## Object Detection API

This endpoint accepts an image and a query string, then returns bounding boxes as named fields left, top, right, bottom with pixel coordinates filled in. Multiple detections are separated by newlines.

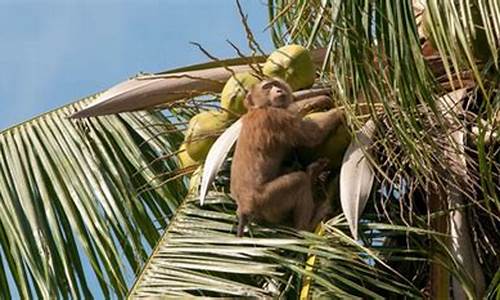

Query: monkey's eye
left=261, top=81, right=276, bottom=90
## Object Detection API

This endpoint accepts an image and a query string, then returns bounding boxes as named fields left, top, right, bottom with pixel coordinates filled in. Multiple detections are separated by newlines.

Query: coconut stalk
left=70, top=64, right=253, bottom=119
left=69, top=46, right=445, bottom=120
left=436, top=89, right=486, bottom=299
left=428, top=184, right=450, bottom=300
left=70, top=49, right=328, bottom=119
left=448, top=130, right=486, bottom=299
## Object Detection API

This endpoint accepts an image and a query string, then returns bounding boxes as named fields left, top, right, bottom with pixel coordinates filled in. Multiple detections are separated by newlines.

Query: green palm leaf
left=268, top=0, right=500, bottom=296
left=129, top=180, right=425, bottom=298
left=0, top=94, right=186, bottom=298
left=2, top=1, right=499, bottom=298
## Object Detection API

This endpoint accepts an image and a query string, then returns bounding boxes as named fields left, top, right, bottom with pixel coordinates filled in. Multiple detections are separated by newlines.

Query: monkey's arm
left=288, top=95, right=333, bottom=116
left=295, top=108, right=345, bottom=147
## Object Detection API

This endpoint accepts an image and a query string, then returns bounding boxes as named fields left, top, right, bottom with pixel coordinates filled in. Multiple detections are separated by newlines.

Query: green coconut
left=263, top=44, right=315, bottom=91
left=300, top=112, right=351, bottom=170
left=184, top=111, right=231, bottom=161
left=220, top=72, right=261, bottom=116
left=177, top=143, right=198, bottom=168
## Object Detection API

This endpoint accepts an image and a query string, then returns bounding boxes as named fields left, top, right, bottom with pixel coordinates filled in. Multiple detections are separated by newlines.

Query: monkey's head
left=244, top=78, right=293, bottom=110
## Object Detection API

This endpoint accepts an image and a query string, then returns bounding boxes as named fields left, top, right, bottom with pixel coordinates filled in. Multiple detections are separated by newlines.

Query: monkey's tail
left=237, top=213, right=248, bottom=237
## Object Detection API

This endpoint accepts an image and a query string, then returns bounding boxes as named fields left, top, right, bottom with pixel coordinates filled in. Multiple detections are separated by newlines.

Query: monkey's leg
left=310, top=199, right=333, bottom=229
left=257, top=171, right=316, bottom=231
left=306, top=158, right=332, bottom=229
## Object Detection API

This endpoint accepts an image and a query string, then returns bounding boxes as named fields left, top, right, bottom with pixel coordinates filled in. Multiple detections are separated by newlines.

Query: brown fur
left=230, top=79, right=344, bottom=236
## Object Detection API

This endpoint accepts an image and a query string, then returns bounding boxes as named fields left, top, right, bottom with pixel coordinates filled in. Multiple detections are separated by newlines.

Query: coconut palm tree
left=0, top=0, right=498, bottom=299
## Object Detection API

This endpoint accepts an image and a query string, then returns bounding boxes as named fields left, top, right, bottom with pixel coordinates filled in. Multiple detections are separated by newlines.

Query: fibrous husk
left=184, top=111, right=232, bottom=162
left=263, top=44, right=316, bottom=91
left=177, top=143, right=198, bottom=168
left=300, top=112, right=351, bottom=170
left=220, top=72, right=261, bottom=116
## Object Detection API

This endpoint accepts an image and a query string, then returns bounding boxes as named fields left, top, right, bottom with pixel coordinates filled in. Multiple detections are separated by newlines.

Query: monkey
left=230, top=78, right=344, bottom=236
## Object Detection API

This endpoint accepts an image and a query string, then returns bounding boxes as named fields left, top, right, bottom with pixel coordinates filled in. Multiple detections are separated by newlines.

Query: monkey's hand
left=312, top=108, right=345, bottom=131
left=307, top=158, right=330, bottom=179
left=288, top=95, right=333, bottom=116
left=297, top=108, right=345, bottom=148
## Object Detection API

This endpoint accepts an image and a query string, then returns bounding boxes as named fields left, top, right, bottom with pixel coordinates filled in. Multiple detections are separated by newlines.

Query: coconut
left=220, top=72, right=261, bottom=115
left=300, top=112, right=351, bottom=170
left=263, top=44, right=315, bottom=91
left=184, top=111, right=231, bottom=161
left=177, top=143, right=197, bottom=168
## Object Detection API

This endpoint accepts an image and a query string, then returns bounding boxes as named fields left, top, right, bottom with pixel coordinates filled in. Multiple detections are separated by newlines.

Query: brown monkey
left=230, top=78, right=344, bottom=236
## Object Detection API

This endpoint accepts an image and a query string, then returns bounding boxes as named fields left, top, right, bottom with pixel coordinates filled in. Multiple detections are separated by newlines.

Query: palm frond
left=199, top=119, right=242, bottom=206
left=340, top=119, right=376, bottom=239
left=486, top=267, right=500, bottom=298
left=129, top=190, right=423, bottom=299
left=0, top=94, right=186, bottom=298
left=269, top=0, right=500, bottom=295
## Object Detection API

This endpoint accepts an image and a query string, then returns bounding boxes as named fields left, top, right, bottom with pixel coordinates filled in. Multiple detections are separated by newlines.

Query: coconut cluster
left=178, top=44, right=319, bottom=166
left=177, top=44, right=350, bottom=172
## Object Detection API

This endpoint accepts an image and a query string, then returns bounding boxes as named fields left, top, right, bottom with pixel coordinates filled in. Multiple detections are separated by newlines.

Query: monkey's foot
left=311, top=199, right=333, bottom=229
left=307, top=158, right=330, bottom=179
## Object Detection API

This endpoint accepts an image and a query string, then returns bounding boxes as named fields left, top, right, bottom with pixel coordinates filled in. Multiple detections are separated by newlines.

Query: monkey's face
left=245, top=79, right=293, bottom=109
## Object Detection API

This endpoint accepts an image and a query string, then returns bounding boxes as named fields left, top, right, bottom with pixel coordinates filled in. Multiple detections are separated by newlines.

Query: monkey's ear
left=244, top=92, right=254, bottom=109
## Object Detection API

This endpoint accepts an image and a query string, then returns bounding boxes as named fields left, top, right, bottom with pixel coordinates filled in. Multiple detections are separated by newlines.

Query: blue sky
left=0, top=0, right=273, bottom=131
